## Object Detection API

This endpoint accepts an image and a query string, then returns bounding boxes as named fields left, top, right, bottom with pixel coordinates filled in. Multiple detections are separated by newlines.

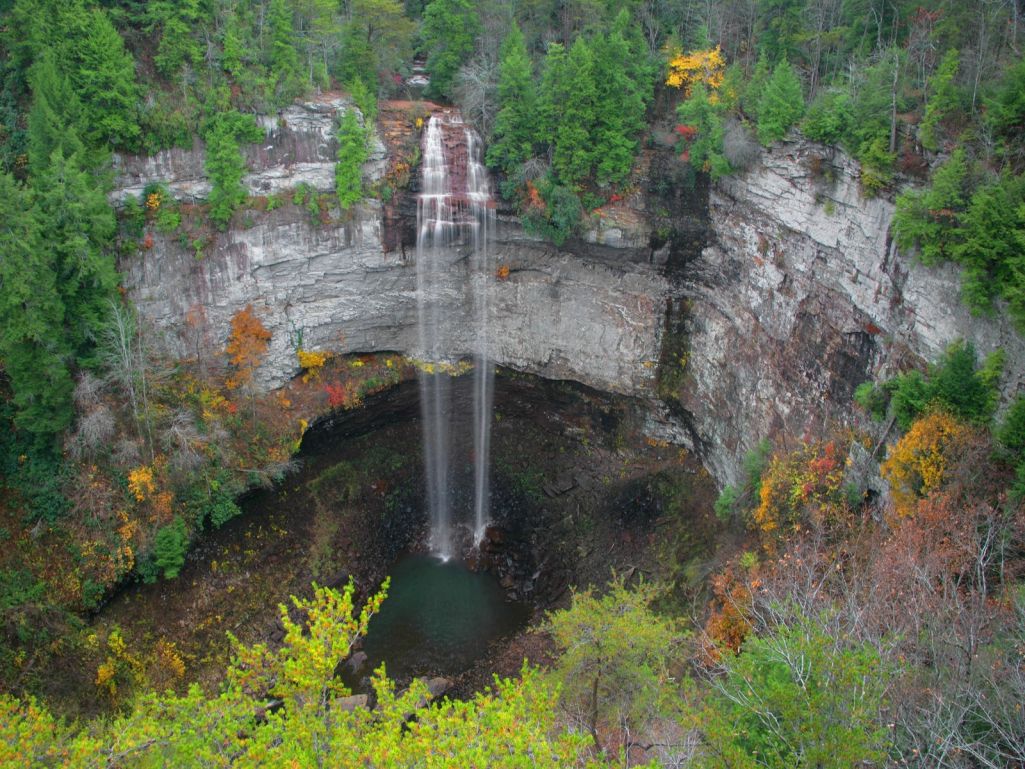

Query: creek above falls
left=93, top=372, right=718, bottom=698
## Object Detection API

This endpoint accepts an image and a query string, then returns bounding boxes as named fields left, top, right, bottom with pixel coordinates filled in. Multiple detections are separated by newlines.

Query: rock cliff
left=666, top=140, right=1025, bottom=485
left=116, top=99, right=666, bottom=397
left=116, top=107, right=1025, bottom=486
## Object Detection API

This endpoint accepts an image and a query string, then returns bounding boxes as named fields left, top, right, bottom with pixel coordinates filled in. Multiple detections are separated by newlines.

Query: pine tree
left=676, top=81, right=731, bottom=178
left=486, top=23, right=535, bottom=176
left=420, top=0, right=480, bottom=100
left=536, top=43, right=569, bottom=148
left=920, top=49, right=960, bottom=152
left=892, top=148, right=968, bottom=264
left=551, top=37, right=597, bottom=187
left=335, top=107, right=367, bottom=209
left=148, top=0, right=203, bottom=78
left=268, top=0, right=303, bottom=102
left=756, top=58, right=803, bottom=146
left=204, top=112, right=264, bottom=228
left=590, top=12, right=648, bottom=186
left=0, top=173, right=74, bottom=436
left=26, top=51, right=87, bottom=179
left=67, top=8, right=141, bottom=149
left=33, top=149, right=119, bottom=360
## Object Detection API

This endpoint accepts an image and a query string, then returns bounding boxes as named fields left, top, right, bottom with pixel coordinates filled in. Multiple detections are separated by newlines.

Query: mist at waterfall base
left=415, top=113, right=496, bottom=559
left=341, top=554, right=529, bottom=689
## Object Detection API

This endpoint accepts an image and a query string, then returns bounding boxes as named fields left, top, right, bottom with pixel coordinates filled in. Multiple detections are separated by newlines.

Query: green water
left=349, top=554, right=529, bottom=684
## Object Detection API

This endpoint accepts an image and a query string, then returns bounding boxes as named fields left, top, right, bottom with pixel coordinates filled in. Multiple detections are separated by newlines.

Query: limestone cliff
left=665, top=140, right=1025, bottom=485
left=116, top=99, right=666, bottom=397
left=116, top=107, right=1024, bottom=487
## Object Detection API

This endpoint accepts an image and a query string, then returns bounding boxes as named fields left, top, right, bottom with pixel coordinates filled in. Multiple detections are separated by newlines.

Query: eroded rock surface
left=670, top=140, right=1025, bottom=485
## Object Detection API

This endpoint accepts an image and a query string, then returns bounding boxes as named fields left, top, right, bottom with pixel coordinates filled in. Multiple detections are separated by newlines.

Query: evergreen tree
left=756, top=58, right=804, bottom=145
left=25, top=51, right=87, bottom=179
left=0, top=174, right=74, bottom=436
left=420, top=0, right=480, bottom=100
left=486, top=23, right=535, bottom=176
left=892, top=148, right=968, bottom=264
left=267, top=0, right=303, bottom=102
left=335, top=107, right=367, bottom=209
left=67, top=8, right=141, bottom=149
left=33, top=149, right=119, bottom=360
left=742, top=51, right=771, bottom=119
left=590, top=12, right=648, bottom=186
left=204, top=111, right=264, bottom=228
left=920, top=49, right=960, bottom=152
left=676, top=81, right=731, bottom=178
left=551, top=37, right=597, bottom=187
left=147, top=0, right=203, bottom=78
left=536, top=42, right=569, bottom=148
left=801, top=86, right=853, bottom=146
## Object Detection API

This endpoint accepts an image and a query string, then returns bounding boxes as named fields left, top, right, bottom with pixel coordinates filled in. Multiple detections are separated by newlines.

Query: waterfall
left=415, top=113, right=495, bottom=559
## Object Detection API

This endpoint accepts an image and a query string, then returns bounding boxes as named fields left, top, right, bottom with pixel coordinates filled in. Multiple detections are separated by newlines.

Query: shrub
left=152, top=517, right=188, bottom=580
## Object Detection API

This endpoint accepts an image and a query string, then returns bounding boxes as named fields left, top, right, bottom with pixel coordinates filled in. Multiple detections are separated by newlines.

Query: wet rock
left=542, top=473, right=576, bottom=497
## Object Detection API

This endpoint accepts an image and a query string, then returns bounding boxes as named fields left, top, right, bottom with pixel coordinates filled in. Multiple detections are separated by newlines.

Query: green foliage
left=153, top=517, right=188, bottom=580
left=998, top=396, right=1025, bottom=500
left=892, top=148, right=968, bottom=264
left=420, top=0, right=480, bottom=100
left=853, top=381, right=888, bottom=420
left=336, top=0, right=414, bottom=89
left=522, top=176, right=583, bottom=246
left=267, top=0, right=303, bottom=101
left=714, top=484, right=738, bottom=522
left=801, top=87, right=852, bottom=146
left=986, top=53, right=1025, bottom=144
left=699, top=612, right=888, bottom=769
left=756, top=59, right=804, bottom=145
left=0, top=173, right=74, bottom=436
left=204, top=111, right=263, bottom=228
left=148, top=0, right=203, bottom=78
left=886, top=340, right=1003, bottom=429
left=920, top=49, right=960, bottom=152
left=335, top=108, right=368, bottom=210
left=676, top=82, right=731, bottom=179
left=546, top=577, right=682, bottom=753
left=552, top=38, right=598, bottom=187
left=951, top=173, right=1025, bottom=323
left=486, top=24, right=536, bottom=177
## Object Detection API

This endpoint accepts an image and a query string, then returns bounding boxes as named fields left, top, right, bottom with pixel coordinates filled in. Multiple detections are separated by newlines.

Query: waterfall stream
left=415, top=112, right=495, bottom=558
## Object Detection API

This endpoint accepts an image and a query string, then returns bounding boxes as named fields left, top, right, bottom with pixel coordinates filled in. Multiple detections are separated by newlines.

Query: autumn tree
left=225, top=305, right=271, bottom=422
left=880, top=411, right=980, bottom=517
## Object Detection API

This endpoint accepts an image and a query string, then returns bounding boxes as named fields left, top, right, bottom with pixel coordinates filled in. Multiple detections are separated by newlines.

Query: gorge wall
left=116, top=98, right=665, bottom=398
left=115, top=101, right=1025, bottom=487
left=669, top=140, right=1025, bottom=486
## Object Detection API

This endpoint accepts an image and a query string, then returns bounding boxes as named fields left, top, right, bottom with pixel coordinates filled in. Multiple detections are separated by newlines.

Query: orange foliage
left=225, top=305, right=271, bottom=390
left=703, top=565, right=754, bottom=661
left=496, top=264, right=510, bottom=280
left=753, top=440, right=848, bottom=550
left=880, top=411, right=978, bottom=517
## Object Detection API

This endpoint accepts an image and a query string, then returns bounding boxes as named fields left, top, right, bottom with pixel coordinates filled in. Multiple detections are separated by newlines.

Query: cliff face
left=116, top=99, right=666, bottom=397
left=670, top=140, right=1025, bottom=485
left=117, top=108, right=1024, bottom=486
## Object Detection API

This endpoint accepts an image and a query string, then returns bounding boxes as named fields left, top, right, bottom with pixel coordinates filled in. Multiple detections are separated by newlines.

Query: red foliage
left=680, top=149, right=691, bottom=163
left=324, top=382, right=347, bottom=408
left=142, top=232, right=154, bottom=249
left=674, top=124, right=698, bottom=140
left=864, top=321, right=883, bottom=335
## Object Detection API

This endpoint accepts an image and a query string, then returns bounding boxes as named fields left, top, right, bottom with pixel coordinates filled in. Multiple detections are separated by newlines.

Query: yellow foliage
left=881, top=411, right=975, bottom=517
left=297, top=348, right=330, bottom=382
left=127, top=466, right=155, bottom=502
left=666, top=46, right=726, bottom=96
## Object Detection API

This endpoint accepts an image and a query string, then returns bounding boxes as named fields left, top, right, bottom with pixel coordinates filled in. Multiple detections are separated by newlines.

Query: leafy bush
left=854, top=381, right=888, bottom=420
left=714, top=484, right=738, bottom=521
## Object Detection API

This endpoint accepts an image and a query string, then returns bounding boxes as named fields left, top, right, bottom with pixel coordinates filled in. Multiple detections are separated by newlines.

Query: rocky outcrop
left=111, top=95, right=388, bottom=204
left=669, top=139, right=1025, bottom=485
left=122, top=204, right=665, bottom=395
